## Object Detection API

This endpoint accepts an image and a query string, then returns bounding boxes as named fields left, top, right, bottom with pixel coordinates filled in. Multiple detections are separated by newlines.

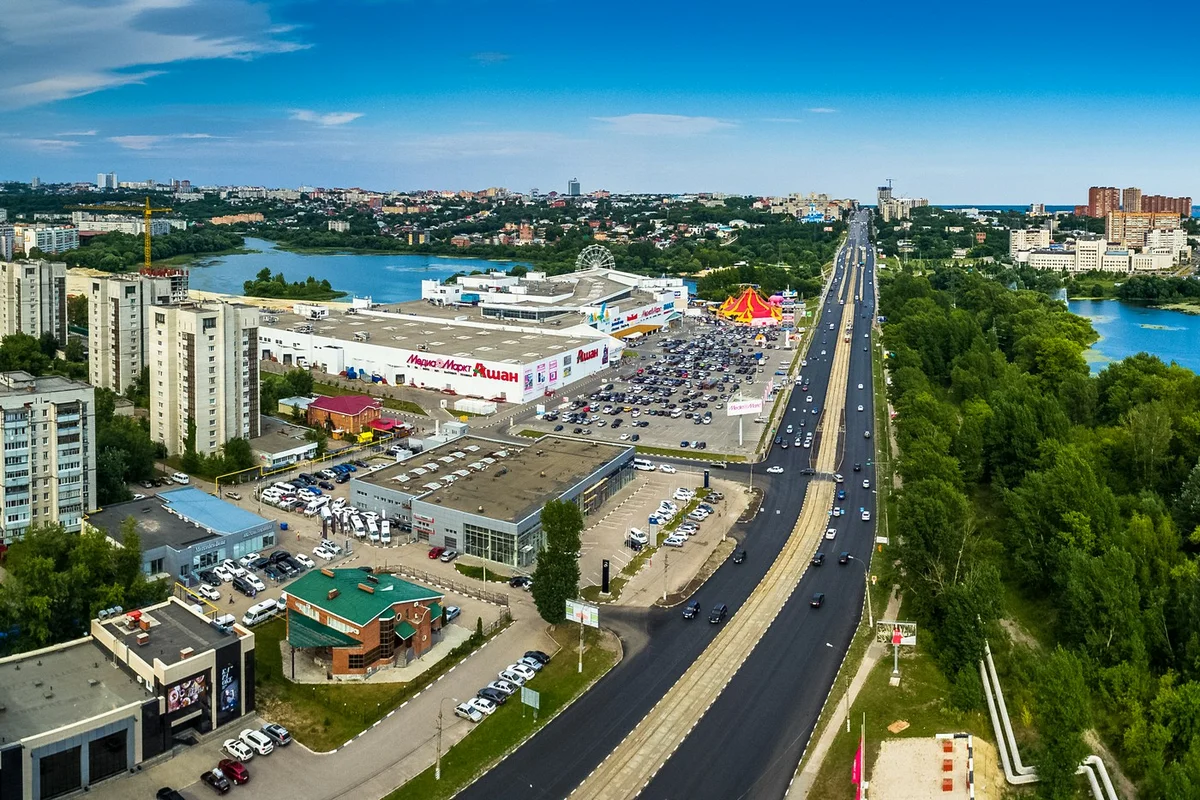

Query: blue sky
left=4, top=0, right=1200, bottom=202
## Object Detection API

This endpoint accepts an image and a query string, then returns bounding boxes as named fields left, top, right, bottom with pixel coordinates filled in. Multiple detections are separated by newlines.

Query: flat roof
left=0, top=371, right=90, bottom=397
left=90, top=489, right=272, bottom=553
left=99, top=600, right=239, bottom=666
left=359, top=434, right=632, bottom=521
left=260, top=309, right=607, bottom=364
left=251, top=416, right=319, bottom=456
left=0, top=639, right=153, bottom=742
left=287, top=568, right=442, bottom=627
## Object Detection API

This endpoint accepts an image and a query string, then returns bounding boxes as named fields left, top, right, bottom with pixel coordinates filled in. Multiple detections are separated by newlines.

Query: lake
left=186, top=238, right=530, bottom=304
left=1067, top=299, right=1200, bottom=375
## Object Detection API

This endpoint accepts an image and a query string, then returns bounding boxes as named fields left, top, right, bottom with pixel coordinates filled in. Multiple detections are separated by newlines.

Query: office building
left=0, top=259, right=67, bottom=344
left=150, top=303, right=260, bottom=456
left=1105, top=211, right=1180, bottom=248
left=1141, top=194, right=1192, bottom=217
left=96, top=172, right=118, bottom=190
left=1145, top=228, right=1190, bottom=261
left=1087, top=186, right=1121, bottom=218
left=1123, top=187, right=1142, bottom=213
left=88, top=272, right=181, bottom=393
left=0, top=225, right=13, bottom=262
left=1008, top=228, right=1051, bottom=258
left=567, top=178, right=581, bottom=197
left=13, top=223, right=78, bottom=255
left=0, top=371, right=97, bottom=543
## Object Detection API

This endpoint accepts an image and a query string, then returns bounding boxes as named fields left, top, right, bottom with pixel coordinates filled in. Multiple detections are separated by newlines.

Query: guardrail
left=381, top=564, right=511, bottom=608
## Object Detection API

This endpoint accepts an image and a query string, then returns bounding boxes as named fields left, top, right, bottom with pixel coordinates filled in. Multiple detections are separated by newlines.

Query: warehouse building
left=350, top=433, right=634, bottom=568
left=0, top=598, right=254, bottom=800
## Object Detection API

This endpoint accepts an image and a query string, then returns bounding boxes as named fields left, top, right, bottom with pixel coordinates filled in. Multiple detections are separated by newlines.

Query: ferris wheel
left=575, top=244, right=616, bottom=271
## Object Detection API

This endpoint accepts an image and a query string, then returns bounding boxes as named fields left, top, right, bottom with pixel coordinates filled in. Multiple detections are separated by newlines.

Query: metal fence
left=382, top=564, right=511, bottom=608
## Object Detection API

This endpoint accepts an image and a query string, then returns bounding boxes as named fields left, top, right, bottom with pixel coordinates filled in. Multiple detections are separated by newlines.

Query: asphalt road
left=458, top=212, right=880, bottom=800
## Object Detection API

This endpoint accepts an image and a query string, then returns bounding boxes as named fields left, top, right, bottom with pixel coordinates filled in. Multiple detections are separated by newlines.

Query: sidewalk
left=786, top=587, right=902, bottom=799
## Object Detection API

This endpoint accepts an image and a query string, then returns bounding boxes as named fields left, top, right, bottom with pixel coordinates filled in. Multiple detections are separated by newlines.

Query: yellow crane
left=69, top=196, right=172, bottom=269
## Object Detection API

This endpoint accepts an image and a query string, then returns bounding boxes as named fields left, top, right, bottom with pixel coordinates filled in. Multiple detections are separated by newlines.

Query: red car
left=428, top=546, right=446, bottom=559
left=217, top=760, right=249, bottom=785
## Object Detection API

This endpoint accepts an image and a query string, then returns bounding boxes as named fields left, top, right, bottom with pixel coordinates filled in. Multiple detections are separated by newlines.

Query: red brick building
left=306, top=394, right=382, bottom=435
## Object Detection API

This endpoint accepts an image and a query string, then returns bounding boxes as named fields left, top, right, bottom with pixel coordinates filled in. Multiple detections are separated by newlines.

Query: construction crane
left=68, top=196, right=172, bottom=269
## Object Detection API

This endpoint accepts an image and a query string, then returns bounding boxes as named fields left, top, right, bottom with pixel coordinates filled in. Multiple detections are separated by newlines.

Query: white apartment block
left=1008, top=228, right=1051, bottom=258
left=88, top=273, right=178, bottom=393
left=0, top=225, right=13, bottom=262
left=71, top=212, right=172, bottom=237
left=0, top=371, right=97, bottom=543
left=14, top=224, right=78, bottom=255
left=1145, top=228, right=1190, bottom=260
left=0, top=259, right=68, bottom=344
left=150, top=303, right=260, bottom=455
left=1022, top=237, right=1175, bottom=275
left=328, top=219, right=351, bottom=232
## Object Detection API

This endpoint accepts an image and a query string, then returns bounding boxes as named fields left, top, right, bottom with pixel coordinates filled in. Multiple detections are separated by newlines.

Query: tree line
left=58, top=228, right=246, bottom=271
left=243, top=267, right=346, bottom=300
left=880, top=264, right=1200, bottom=797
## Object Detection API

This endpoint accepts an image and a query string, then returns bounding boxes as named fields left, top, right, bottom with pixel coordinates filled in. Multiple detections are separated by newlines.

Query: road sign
left=566, top=599, right=599, bottom=628
left=521, top=686, right=540, bottom=710
left=726, top=399, right=763, bottom=417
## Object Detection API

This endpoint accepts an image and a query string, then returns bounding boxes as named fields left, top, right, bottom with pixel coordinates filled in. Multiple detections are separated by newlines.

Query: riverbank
left=155, top=246, right=261, bottom=266
left=1068, top=297, right=1200, bottom=374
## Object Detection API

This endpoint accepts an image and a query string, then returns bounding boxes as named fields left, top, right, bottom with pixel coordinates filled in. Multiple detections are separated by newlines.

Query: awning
left=428, top=602, right=443, bottom=621
left=287, top=610, right=359, bottom=649
left=397, top=620, right=416, bottom=640
left=370, top=418, right=396, bottom=431
left=612, top=323, right=661, bottom=339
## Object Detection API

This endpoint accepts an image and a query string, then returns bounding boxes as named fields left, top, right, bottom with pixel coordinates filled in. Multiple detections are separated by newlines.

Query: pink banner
left=852, top=741, right=863, bottom=799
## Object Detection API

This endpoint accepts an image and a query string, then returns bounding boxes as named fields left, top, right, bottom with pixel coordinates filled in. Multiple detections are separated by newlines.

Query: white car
left=171, top=472, right=190, bottom=485
left=858, top=383, right=864, bottom=390
left=331, top=497, right=346, bottom=510
left=487, top=679, right=517, bottom=696
left=239, top=728, right=274, bottom=755
left=313, top=545, right=335, bottom=560
left=659, top=464, right=677, bottom=474
left=319, top=539, right=343, bottom=555
left=246, top=574, right=266, bottom=592
left=863, top=479, right=871, bottom=489
left=834, top=474, right=844, bottom=483
left=862, top=510, right=871, bottom=521
left=825, top=527, right=837, bottom=540
left=294, top=553, right=316, bottom=569
left=766, top=466, right=784, bottom=474
left=455, top=702, right=483, bottom=723
left=662, top=535, right=686, bottom=547
left=857, top=405, right=864, bottom=412
left=213, top=565, right=234, bottom=583
left=197, top=584, right=221, bottom=601
left=628, top=528, right=649, bottom=545
left=468, top=697, right=498, bottom=716
left=238, top=553, right=260, bottom=569
left=222, top=739, right=254, bottom=761
left=518, top=656, right=544, bottom=672
left=132, top=493, right=146, bottom=501
left=508, top=663, right=536, bottom=681
left=498, top=669, right=527, bottom=686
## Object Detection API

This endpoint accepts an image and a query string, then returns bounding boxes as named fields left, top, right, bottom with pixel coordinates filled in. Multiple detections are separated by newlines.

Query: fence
left=382, top=564, right=511, bottom=608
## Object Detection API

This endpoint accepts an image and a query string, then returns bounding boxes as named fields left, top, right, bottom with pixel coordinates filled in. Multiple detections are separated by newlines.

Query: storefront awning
left=287, top=610, right=359, bottom=649
left=370, top=418, right=397, bottom=431
left=613, top=323, right=661, bottom=339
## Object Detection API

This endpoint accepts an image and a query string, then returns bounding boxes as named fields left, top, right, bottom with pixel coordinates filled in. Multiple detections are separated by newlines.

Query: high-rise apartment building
left=1009, top=228, right=1051, bottom=257
left=0, top=259, right=67, bottom=345
left=1141, top=194, right=1192, bottom=216
left=13, top=224, right=78, bottom=255
left=1122, top=187, right=1142, bottom=213
left=1087, top=186, right=1121, bottom=218
left=876, top=185, right=928, bottom=223
left=96, top=172, right=117, bottom=190
left=0, top=226, right=13, bottom=262
left=88, top=273, right=180, bottom=393
left=0, top=371, right=97, bottom=543
left=567, top=178, right=581, bottom=197
left=1105, top=211, right=1180, bottom=248
left=150, top=303, right=260, bottom=455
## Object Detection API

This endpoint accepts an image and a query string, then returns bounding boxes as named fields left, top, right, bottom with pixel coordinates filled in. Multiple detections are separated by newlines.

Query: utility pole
left=662, top=548, right=670, bottom=601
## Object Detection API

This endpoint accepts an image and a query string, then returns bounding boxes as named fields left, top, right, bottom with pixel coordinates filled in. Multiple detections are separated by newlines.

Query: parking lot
left=513, top=316, right=801, bottom=458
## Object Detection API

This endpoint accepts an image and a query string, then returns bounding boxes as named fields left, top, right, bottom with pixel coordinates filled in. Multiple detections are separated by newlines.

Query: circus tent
left=716, top=287, right=782, bottom=327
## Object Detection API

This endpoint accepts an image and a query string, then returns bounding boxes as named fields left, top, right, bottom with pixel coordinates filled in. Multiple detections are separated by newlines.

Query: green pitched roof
left=287, top=610, right=359, bottom=649
left=429, top=602, right=443, bottom=621
left=397, top=621, right=416, bottom=639
left=286, top=569, right=442, bottom=627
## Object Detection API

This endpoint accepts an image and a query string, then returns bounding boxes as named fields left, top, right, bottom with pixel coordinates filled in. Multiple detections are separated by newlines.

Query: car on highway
left=200, top=768, right=231, bottom=794
left=682, top=600, right=701, bottom=619
left=766, top=466, right=784, bottom=474
left=825, top=527, right=837, bottom=540
left=709, top=603, right=729, bottom=624
left=837, top=489, right=846, bottom=501
left=834, top=473, right=844, bottom=483
left=863, top=479, right=871, bottom=489
left=812, top=552, right=825, bottom=566
left=732, top=549, right=747, bottom=564
left=862, top=510, right=871, bottom=521
left=222, top=739, right=254, bottom=761
left=239, top=729, right=274, bottom=755
left=839, top=552, right=850, bottom=564
left=261, top=723, right=291, bottom=746
left=810, top=592, right=825, bottom=608
left=858, top=383, right=864, bottom=390
left=857, top=405, right=864, bottom=412
left=217, top=759, right=249, bottom=784
left=853, top=463, right=861, bottom=472
left=864, top=430, right=871, bottom=439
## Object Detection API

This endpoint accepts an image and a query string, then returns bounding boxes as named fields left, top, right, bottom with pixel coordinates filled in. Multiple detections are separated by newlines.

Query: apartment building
left=1141, top=194, right=1192, bottom=216
left=1123, top=187, right=1142, bottom=213
left=1105, top=211, right=1180, bottom=248
left=0, top=259, right=68, bottom=344
left=71, top=212, right=172, bottom=237
left=1145, top=228, right=1190, bottom=260
left=88, top=273, right=181, bottom=393
left=328, top=219, right=351, bottom=232
left=1087, top=187, right=1121, bottom=218
left=13, top=223, right=78, bottom=255
left=0, top=371, right=97, bottom=543
left=0, top=225, right=13, bottom=262
left=1008, top=228, right=1051, bottom=258
left=150, top=303, right=260, bottom=455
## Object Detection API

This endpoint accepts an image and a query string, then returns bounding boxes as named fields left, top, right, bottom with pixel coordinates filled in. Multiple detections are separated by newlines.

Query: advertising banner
left=726, top=399, right=764, bottom=417
left=167, top=674, right=208, bottom=713
left=565, top=599, right=599, bottom=628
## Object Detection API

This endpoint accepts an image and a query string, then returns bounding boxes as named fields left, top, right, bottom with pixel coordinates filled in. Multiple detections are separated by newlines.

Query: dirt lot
left=871, top=736, right=1002, bottom=800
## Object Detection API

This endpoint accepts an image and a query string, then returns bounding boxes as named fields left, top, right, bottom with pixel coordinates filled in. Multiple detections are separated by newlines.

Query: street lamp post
left=436, top=696, right=460, bottom=780
left=847, top=555, right=874, bottom=628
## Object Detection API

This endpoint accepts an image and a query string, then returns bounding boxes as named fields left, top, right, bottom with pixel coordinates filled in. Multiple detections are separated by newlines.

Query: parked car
left=199, top=768, right=231, bottom=794
left=509, top=576, right=532, bottom=589
left=439, top=549, right=459, bottom=563
left=222, top=739, right=254, bottom=761
left=260, top=723, right=291, bottom=746
left=428, top=546, right=446, bottom=560
left=488, top=679, right=518, bottom=696
left=294, top=553, right=315, bottom=569
left=238, top=729, right=274, bottom=756
left=524, top=650, right=551, bottom=665
left=498, top=668, right=527, bottom=686
left=508, top=663, right=536, bottom=681
left=477, top=686, right=508, bottom=705
left=197, top=584, right=221, bottom=602
left=157, top=789, right=186, bottom=800
left=468, top=696, right=498, bottom=716
left=217, top=759, right=249, bottom=784
left=171, top=472, right=190, bottom=485
left=455, top=702, right=483, bottom=723
left=313, top=545, right=335, bottom=560
left=518, top=656, right=544, bottom=672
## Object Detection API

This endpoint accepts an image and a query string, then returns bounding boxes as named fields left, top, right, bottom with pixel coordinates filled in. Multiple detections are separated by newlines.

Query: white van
left=241, top=599, right=279, bottom=627
left=351, top=516, right=366, bottom=537
left=367, top=517, right=379, bottom=542
left=319, top=505, right=333, bottom=521
left=303, top=497, right=330, bottom=516
left=633, top=458, right=655, bottom=472
left=274, top=482, right=296, bottom=493
left=380, top=520, right=391, bottom=544
left=669, top=408, right=683, bottom=419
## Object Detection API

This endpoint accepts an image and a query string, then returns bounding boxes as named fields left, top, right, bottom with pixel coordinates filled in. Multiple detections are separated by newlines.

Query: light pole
left=436, top=696, right=460, bottom=780
left=826, top=642, right=852, bottom=733
left=847, top=555, right=874, bottom=628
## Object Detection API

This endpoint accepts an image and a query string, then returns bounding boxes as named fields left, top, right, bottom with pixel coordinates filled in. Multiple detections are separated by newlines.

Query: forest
left=879, top=264, right=1200, bottom=797
left=58, top=228, right=246, bottom=271
left=243, top=267, right=346, bottom=300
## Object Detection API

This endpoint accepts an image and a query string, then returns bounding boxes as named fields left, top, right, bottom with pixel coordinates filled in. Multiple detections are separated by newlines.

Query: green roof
left=287, top=610, right=359, bottom=649
left=397, top=621, right=416, bottom=639
left=429, top=602, right=443, bottom=621
left=285, top=569, right=442, bottom=627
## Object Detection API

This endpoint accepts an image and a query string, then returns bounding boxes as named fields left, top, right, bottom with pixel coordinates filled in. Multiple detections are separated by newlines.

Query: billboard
left=166, top=673, right=208, bottom=713
left=726, top=399, right=764, bottom=417
left=565, top=599, right=599, bottom=628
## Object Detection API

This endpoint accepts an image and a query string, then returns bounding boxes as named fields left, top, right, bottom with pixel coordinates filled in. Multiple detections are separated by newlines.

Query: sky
left=3, top=0, right=1200, bottom=203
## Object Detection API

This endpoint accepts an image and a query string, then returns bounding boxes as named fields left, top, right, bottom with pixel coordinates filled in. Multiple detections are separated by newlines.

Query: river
left=1067, top=299, right=1200, bottom=375
left=186, top=237, right=530, bottom=304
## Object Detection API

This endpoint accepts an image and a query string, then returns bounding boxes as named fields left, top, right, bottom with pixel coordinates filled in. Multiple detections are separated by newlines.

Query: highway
left=456, top=212, right=879, bottom=800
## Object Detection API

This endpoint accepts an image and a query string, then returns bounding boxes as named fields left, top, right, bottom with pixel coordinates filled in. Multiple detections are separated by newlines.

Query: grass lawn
left=253, top=616, right=506, bottom=752
left=454, top=563, right=513, bottom=584
left=385, top=624, right=620, bottom=800
left=805, top=646, right=991, bottom=800
left=313, top=381, right=427, bottom=416
left=515, top=429, right=542, bottom=439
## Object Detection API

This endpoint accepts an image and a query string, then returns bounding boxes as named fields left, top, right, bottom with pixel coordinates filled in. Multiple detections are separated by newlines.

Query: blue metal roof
left=159, top=487, right=270, bottom=535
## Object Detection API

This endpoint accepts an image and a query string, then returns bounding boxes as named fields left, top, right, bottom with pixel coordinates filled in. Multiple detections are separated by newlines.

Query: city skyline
left=4, top=0, right=1200, bottom=202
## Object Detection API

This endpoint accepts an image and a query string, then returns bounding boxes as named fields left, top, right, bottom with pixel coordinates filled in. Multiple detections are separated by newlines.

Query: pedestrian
left=228, top=593, right=233, bottom=603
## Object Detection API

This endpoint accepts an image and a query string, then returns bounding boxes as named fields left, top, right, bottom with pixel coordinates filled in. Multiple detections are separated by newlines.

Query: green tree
left=1034, top=648, right=1092, bottom=799
left=38, top=331, right=58, bottom=358
left=530, top=500, right=583, bottom=625
left=96, top=447, right=133, bottom=506
left=67, top=294, right=88, bottom=327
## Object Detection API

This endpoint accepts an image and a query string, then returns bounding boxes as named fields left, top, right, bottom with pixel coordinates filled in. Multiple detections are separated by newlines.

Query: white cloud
left=807, top=107, right=838, bottom=114
left=593, top=113, right=735, bottom=136
left=289, top=110, right=365, bottom=127
left=55, top=130, right=99, bottom=137
left=19, top=138, right=82, bottom=153
left=0, top=0, right=306, bottom=108
left=109, top=133, right=222, bottom=150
